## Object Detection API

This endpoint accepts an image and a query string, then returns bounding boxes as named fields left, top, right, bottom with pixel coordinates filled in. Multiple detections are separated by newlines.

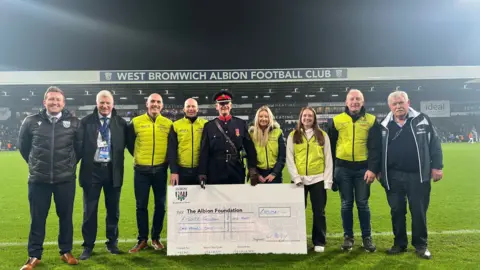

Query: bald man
left=126, top=93, right=173, bottom=253
left=327, top=89, right=382, bottom=252
left=167, top=98, right=208, bottom=185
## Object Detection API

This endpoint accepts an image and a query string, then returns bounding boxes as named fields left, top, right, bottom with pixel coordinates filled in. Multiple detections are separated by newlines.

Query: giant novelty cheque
left=167, top=184, right=307, bottom=256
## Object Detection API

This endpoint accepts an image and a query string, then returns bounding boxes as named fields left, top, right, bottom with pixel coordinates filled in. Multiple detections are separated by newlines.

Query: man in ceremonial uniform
left=198, top=90, right=259, bottom=186
left=167, top=98, right=208, bottom=185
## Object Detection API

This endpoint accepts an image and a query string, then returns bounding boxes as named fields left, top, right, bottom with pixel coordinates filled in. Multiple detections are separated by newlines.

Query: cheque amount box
left=167, top=184, right=307, bottom=256
left=258, top=207, right=291, bottom=218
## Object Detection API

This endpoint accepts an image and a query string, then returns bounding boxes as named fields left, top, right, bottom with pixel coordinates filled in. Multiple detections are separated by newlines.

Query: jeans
left=134, top=166, right=168, bottom=241
left=335, top=167, right=372, bottom=238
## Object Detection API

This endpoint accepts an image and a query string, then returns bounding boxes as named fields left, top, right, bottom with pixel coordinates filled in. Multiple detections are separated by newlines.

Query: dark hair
left=43, top=86, right=65, bottom=100
left=293, top=107, right=325, bottom=146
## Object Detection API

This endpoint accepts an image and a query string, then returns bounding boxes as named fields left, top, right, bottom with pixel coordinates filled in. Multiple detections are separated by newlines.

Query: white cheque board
left=167, top=184, right=307, bottom=256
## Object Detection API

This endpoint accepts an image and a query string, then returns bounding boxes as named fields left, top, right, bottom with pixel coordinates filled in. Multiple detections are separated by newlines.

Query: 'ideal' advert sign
left=420, top=100, right=450, bottom=118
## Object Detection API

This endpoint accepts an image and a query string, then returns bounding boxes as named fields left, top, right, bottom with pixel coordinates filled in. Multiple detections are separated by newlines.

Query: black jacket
left=198, top=116, right=257, bottom=178
left=327, top=107, right=382, bottom=174
left=379, top=107, right=443, bottom=190
left=18, top=109, right=83, bottom=184
left=79, top=108, right=128, bottom=188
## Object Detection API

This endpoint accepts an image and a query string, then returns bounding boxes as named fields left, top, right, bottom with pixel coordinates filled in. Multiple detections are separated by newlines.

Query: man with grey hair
left=379, top=90, right=443, bottom=259
left=327, top=89, right=381, bottom=252
left=78, top=90, right=128, bottom=260
left=167, top=98, right=208, bottom=185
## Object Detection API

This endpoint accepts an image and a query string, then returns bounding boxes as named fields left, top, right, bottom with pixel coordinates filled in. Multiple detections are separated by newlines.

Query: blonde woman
left=249, top=106, right=286, bottom=183
left=286, top=107, right=333, bottom=253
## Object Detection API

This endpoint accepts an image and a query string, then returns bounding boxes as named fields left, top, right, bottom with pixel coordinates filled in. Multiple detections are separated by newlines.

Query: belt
left=215, top=153, right=239, bottom=161
left=94, top=162, right=111, bottom=168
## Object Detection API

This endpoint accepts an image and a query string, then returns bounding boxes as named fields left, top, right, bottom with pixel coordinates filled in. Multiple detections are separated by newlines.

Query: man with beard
left=78, top=90, right=128, bottom=260
left=127, top=93, right=173, bottom=253
left=198, top=90, right=259, bottom=186
left=167, top=98, right=208, bottom=185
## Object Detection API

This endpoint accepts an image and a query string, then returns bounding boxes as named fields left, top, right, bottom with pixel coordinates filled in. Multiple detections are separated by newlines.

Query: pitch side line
left=0, top=229, right=478, bottom=247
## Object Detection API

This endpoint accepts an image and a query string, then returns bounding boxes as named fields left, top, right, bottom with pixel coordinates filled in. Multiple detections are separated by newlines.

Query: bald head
left=346, top=89, right=364, bottom=114
left=184, top=98, right=199, bottom=117
left=146, top=93, right=163, bottom=118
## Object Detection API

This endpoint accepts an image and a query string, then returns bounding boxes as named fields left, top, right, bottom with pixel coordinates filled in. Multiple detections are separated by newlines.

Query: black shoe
left=79, top=247, right=93, bottom=260
left=386, top=245, right=407, bottom=255
left=416, top=248, right=432, bottom=259
left=106, top=245, right=121, bottom=255
left=341, top=236, right=354, bottom=251
left=362, top=237, right=376, bottom=252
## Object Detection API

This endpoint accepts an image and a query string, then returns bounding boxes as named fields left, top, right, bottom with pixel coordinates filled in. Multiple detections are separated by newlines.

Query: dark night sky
left=0, top=0, right=479, bottom=71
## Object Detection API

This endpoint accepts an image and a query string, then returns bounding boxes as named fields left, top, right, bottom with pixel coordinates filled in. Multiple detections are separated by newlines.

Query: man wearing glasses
left=379, top=90, right=443, bottom=259
left=198, top=90, right=259, bottom=186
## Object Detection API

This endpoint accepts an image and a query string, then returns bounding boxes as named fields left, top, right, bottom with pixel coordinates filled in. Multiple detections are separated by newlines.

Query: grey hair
left=96, top=90, right=114, bottom=103
left=346, top=89, right=364, bottom=101
left=388, top=90, right=409, bottom=104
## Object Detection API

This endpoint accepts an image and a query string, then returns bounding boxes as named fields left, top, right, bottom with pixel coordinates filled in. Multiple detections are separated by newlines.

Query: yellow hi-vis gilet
left=333, top=112, right=376, bottom=162
left=251, top=128, right=282, bottom=170
left=290, top=130, right=326, bottom=176
left=132, top=113, right=172, bottom=166
left=173, top=117, right=208, bottom=168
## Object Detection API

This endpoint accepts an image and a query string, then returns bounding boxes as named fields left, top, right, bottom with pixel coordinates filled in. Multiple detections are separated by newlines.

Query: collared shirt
left=94, top=113, right=112, bottom=163
left=392, top=111, right=412, bottom=128
left=46, top=111, right=62, bottom=123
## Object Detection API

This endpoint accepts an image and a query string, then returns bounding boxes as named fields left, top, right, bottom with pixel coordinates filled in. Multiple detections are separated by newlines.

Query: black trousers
left=257, top=168, right=283, bottom=184
left=304, top=181, right=327, bottom=246
left=207, top=159, right=245, bottom=185
left=178, top=166, right=199, bottom=185
left=81, top=163, right=121, bottom=249
left=28, top=181, right=76, bottom=259
left=134, top=165, right=168, bottom=242
left=386, top=169, right=431, bottom=249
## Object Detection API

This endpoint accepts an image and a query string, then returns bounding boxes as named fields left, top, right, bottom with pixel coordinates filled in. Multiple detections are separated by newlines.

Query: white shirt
left=94, top=113, right=112, bottom=163
left=46, top=111, right=62, bottom=123
left=286, top=128, right=333, bottom=189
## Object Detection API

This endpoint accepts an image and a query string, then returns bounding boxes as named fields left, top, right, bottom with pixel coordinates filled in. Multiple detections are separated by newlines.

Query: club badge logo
left=175, top=190, right=188, bottom=201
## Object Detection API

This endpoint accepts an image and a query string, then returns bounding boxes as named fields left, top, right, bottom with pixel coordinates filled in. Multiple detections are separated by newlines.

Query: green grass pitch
left=0, top=143, right=479, bottom=269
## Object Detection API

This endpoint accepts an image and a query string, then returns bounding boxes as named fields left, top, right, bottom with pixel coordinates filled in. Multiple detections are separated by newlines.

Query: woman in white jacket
left=286, top=106, right=333, bottom=253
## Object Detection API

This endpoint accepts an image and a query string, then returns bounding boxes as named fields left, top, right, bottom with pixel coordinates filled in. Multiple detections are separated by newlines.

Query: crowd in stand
left=0, top=124, right=18, bottom=150
left=0, top=106, right=478, bottom=152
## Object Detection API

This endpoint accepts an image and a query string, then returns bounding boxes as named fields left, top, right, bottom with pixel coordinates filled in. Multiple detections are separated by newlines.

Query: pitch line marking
left=0, top=229, right=479, bottom=247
